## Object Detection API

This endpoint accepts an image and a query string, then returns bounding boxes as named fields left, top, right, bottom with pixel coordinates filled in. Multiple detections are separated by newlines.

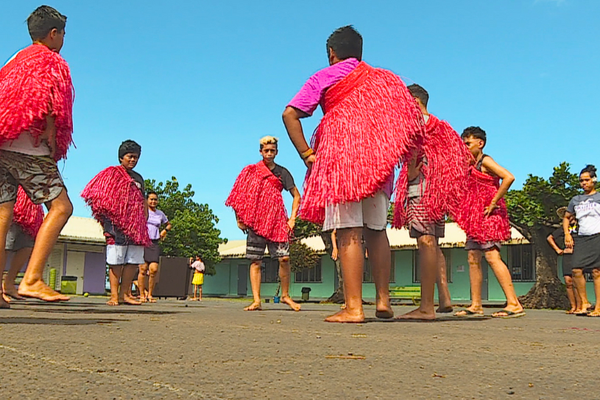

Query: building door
left=66, top=251, right=86, bottom=295
left=481, top=259, right=489, bottom=301
left=237, top=264, right=248, bottom=296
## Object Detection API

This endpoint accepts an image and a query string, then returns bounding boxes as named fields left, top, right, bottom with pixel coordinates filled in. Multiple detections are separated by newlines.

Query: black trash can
left=301, top=287, right=311, bottom=301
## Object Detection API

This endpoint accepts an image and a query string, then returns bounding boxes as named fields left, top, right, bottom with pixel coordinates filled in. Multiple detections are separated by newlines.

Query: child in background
left=191, top=255, right=205, bottom=301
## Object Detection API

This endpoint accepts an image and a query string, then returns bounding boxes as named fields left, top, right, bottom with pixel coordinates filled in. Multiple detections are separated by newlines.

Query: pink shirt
left=287, top=58, right=360, bottom=116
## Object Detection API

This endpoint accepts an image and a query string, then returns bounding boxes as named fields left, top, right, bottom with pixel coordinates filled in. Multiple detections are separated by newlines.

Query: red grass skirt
left=13, top=186, right=44, bottom=238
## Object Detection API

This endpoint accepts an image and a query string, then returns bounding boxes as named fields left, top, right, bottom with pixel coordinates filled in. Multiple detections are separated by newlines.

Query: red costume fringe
left=13, top=186, right=44, bottom=238
left=0, top=44, right=74, bottom=161
left=300, top=62, right=424, bottom=224
left=81, top=166, right=150, bottom=246
left=392, top=115, right=472, bottom=228
left=455, top=167, right=511, bottom=243
left=225, top=161, right=290, bottom=243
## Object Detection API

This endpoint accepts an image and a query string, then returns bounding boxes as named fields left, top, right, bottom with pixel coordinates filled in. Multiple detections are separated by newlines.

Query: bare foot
left=566, top=308, right=576, bottom=314
left=281, top=296, right=301, bottom=311
left=122, top=294, right=142, bottom=305
left=324, top=309, right=365, bottom=323
left=244, top=301, right=262, bottom=311
left=147, top=296, right=157, bottom=303
left=106, top=298, right=119, bottom=306
left=588, top=310, right=600, bottom=317
left=189, top=297, right=198, bottom=301
left=396, top=307, right=436, bottom=321
left=139, top=296, right=148, bottom=303
left=18, top=281, right=70, bottom=302
left=2, top=284, right=25, bottom=301
left=436, top=305, right=454, bottom=313
left=375, top=308, right=394, bottom=319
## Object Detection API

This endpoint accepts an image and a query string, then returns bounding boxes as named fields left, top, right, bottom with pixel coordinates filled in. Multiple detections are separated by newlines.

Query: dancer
left=2, top=188, right=44, bottom=302
left=139, top=191, right=172, bottom=303
left=394, top=84, right=471, bottom=318
left=282, top=25, right=424, bottom=322
left=547, top=207, right=579, bottom=313
left=190, top=255, right=205, bottom=301
left=225, top=136, right=301, bottom=311
left=0, top=5, right=74, bottom=307
left=564, top=165, right=600, bottom=317
left=81, top=140, right=150, bottom=306
left=455, top=127, right=524, bottom=318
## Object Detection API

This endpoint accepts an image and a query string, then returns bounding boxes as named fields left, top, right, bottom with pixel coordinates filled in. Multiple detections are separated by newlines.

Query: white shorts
left=106, top=244, right=145, bottom=266
left=323, top=191, right=389, bottom=231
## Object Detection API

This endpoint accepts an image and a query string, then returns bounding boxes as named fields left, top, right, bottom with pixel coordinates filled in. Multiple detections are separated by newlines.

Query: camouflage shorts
left=0, top=150, right=65, bottom=205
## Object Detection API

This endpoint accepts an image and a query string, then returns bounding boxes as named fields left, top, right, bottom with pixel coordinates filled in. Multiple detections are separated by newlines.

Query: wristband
left=300, top=148, right=314, bottom=160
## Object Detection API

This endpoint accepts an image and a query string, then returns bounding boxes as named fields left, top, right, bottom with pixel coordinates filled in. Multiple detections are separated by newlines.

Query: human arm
left=546, top=234, right=563, bottom=255
left=282, top=107, right=315, bottom=168
left=481, top=156, right=515, bottom=216
left=160, top=221, right=173, bottom=241
left=564, top=211, right=574, bottom=249
left=288, top=186, right=301, bottom=231
left=331, top=229, right=338, bottom=261
left=407, top=153, right=423, bottom=181
left=235, top=214, right=247, bottom=233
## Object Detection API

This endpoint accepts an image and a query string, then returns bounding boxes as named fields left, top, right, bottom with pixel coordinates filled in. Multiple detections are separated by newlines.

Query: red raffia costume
left=225, top=161, right=290, bottom=243
left=300, top=61, right=424, bottom=225
left=0, top=44, right=74, bottom=160
left=13, top=186, right=44, bottom=238
left=455, top=164, right=511, bottom=243
left=392, top=114, right=472, bottom=228
left=81, top=166, right=150, bottom=246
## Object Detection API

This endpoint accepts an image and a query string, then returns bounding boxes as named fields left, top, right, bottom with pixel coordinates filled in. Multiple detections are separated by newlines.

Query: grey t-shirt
left=567, top=192, right=600, bottom=236
left=270, top=164, right=295, bottom=192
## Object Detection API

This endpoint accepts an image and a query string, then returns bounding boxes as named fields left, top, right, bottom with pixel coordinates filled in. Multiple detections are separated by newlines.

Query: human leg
left=363, top=227, right=393, bottom=318
left=571, top=269, right=590, bottom=313
left=138, top=262, right=149, bottom=302
left=198, top=284, right=202, bottom=300
left=244, top=260, right=262, bottom=311
left=278, top=256, right=300, bottom=311
left=325, top=227, right=365, bottom=323
left=3, top=247, right=31, bottom=301
left=107, top=265, right=123, bottom=306
left=397, top=234, right=437, bottom=320
left=435, top=246, right=453, bottom=313
left=147, top=262, right=159, bottom=302
left=564, top=275, right=576, bottom=313
left=455, top=250, right=484, bottom=316
left=19, top=190, right=72, bottom=301
left=120, top=264, right=141, bottom=305
left=589, top=269, right=600, bottom=317
left=0, top=201, right=14, bottom=309
left=484, top=249, right=524, bottom=317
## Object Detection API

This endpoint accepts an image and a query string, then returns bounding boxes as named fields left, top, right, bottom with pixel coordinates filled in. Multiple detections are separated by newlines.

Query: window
left=295, top=260, right=322, bottom=283
left=412, top=249, right=452, bottom=283
left=509, top=245, right=535, bottom=282
left=261, top=258, right=279, bottom=283
left=363, top=253, right=395, bottom=283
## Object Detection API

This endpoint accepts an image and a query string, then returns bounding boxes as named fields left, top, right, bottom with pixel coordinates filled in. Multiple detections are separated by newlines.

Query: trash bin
left=49, top=268, right=57, bottom=290
left=60, top=276, right=77, bottom=295
left=301, top=287, right=311, bottom=301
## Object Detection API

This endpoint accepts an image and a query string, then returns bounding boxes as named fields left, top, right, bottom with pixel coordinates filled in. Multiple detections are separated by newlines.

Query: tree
left=505, top=162, right=580, bottom=309
left=293, top=218, right=344, bottom=303
left=145, top=177, right=226, bottom=275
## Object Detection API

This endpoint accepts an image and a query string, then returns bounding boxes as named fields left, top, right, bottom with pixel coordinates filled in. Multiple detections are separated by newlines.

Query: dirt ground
left=0, top=297, right=598, bottom=400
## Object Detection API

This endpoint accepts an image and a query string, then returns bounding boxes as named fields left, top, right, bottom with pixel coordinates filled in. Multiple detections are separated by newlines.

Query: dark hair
left=580, top=164, right=597, bottom=178
left=326, top=25, right=363, bottom=61
left=461, top=126, right=487, bottom=145
left=146, top=191, right=158, bottom=199
left=27, top=5, right=67, bottom=41
left=407, top=84, right=429, bottom=107
left=118, top=140, right=141, bottom=160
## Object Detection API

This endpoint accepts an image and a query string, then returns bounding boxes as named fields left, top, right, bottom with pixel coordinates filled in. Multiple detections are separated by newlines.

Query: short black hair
left=118, top=140, right=142, bottom=160
left=27, top=5, right=67, bottom=41
left=326, top=25, right=363, bottom=62
left=580, top=164, right=597, bottom=179
left=407, top=84, right=429, bottom=107
left=146, top=191, right=158, bottom=199
left=461, top=126, right=487, bottom=145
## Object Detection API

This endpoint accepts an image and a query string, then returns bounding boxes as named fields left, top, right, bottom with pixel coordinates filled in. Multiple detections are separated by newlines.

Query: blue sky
left=1, top=0, right=598, bottom=241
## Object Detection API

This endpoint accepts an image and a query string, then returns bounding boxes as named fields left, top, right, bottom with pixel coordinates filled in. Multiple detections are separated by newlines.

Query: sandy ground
left=0, top=297, right=598, bottom=400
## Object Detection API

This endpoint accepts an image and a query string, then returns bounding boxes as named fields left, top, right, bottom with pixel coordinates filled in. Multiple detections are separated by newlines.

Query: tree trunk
left=320, top=232, right=345, bottom=304
left=518, top=227, right=570, bottom=309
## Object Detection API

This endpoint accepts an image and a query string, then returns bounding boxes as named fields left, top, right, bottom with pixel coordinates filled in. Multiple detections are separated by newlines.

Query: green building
left=204, top=223, right=593, bottom=303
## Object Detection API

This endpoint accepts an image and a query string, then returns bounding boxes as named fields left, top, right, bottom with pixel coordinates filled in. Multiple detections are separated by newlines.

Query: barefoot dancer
left=564, top=165, right=600, bottom=317
left=393, top=84, right=471, bottom=319
left=226, top=136, right=301, bottom=312
left=455, top=127, right=525, bottom=318
left=547, top=207, right=580, bottom=314
left=0, top=6, right=74, bottom=307
left=139, top=191, right=172, bottom=303
left=82, top=140, right=150, bottom=306
left=283, top=26, right=424, bottom=322
left=2, top=188, right=44, bottom=302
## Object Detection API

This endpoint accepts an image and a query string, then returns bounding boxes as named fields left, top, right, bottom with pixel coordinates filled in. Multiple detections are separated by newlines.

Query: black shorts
left=144, top=240, right=161, bottom=263
left=572, top=233, right=600, bottom=273
left=5, top=223, right=34, bottom=251
left=246, top=229, right=289, bottom=261
left=562, top=254, right=573, bottom=276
